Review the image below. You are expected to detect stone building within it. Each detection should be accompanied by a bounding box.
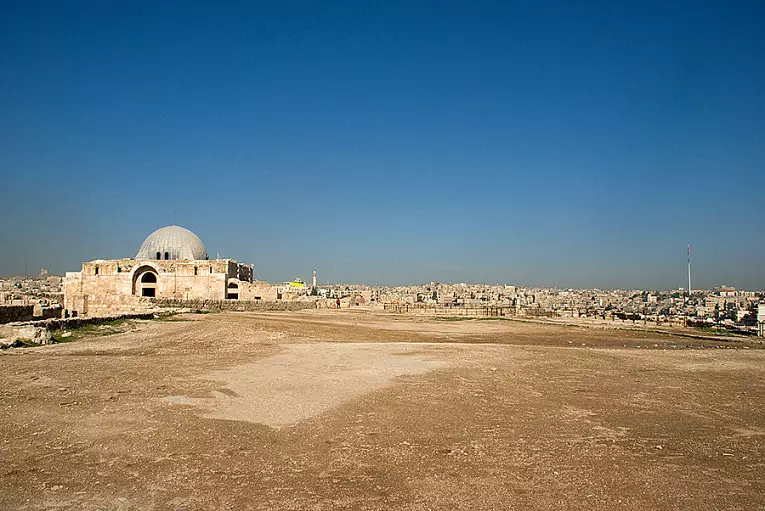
[63,225,276,317]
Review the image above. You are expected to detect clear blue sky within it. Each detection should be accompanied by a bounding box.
[1,1,763,289]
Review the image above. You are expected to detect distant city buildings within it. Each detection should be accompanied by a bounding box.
[1,229,763,336]
[0,272,63,322]
[368,282,763,334]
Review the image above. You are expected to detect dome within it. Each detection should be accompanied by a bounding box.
[136,225,208,261]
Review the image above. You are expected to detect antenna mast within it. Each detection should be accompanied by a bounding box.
[687,245,692,298]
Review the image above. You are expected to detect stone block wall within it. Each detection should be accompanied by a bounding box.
[0,305,34,324]
[35,305,63,320]
[64,258,261,317]
[239,282,279,301]
[150,298,318,312]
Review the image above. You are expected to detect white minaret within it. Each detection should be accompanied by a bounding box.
[312,270,317,289]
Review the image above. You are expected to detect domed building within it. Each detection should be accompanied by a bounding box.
[136,225,209,261]
[63,225,276,317]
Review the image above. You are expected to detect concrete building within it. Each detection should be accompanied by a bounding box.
[63,225,275,317]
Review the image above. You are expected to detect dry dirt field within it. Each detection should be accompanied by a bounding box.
[2,310,764,510]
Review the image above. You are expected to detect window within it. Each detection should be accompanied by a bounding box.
[134,267,159,297]
[156,252,161,260]
[164,252,169,260]
[141,272,157,283]
[194,267,198,276]
[94,266,99,275]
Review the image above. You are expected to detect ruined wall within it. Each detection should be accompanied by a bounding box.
[150,298,317,312]
[239,282,280,302]
[0,305,34,324]
[0,312,156,349]
[237,264,253,282]
[38,312,156,332]
[65,258,270,317]
[34,305,63,320]
[156,271,227,301]
[66,261,227,316]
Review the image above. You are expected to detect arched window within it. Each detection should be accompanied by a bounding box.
[164,252,169,260]
[94,266,99,275]
[194,267,198,276]
[141,272,157,283]
[134,268,159,297]
[156,252,161,260]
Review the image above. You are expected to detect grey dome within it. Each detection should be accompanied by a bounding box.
[136,225,208,261]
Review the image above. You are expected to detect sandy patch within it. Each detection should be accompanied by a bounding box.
[165,342,448,427]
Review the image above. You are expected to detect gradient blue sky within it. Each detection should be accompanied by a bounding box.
[1,1,763,289]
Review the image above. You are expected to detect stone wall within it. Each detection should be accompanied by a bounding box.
[0,305,34,324]
[239,282,280,301]
[0,312,156,349]
[38,313,156,332]
[150,298,318,312]
[34,305,63,320]
[63,258,258,317]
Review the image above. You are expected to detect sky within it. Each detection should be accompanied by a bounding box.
[1,1,763,289]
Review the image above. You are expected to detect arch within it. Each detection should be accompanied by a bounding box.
[156,252,161,260]
[132,264,161,297]
[226,279,240,300]
[164,251,169,260]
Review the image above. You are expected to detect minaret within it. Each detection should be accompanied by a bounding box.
[312,270,317,290]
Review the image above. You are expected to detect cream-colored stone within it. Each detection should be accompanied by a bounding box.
[62,226,285,317]
[63,258,264,317]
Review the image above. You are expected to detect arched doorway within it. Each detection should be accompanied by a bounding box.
[133,266,160,297]
[226,281,239,300]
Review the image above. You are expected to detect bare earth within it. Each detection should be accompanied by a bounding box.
[1,310,764,510]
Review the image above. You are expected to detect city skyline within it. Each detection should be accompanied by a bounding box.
[1,1,763,289]
[2,234,760,293]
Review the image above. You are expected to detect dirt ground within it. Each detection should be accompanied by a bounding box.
[2,309,764,510]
